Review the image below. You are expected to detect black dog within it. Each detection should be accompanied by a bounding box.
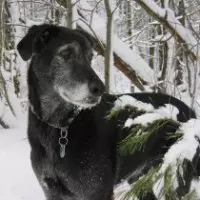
[17,24,195,200]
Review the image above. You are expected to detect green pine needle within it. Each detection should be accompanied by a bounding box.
[119,119,178,155]
[119,124,149,155]
[105,107,124,120]
[123,167,161,199]
[183,190,197,200]
[105,104,144,121]
[163,165,178,200]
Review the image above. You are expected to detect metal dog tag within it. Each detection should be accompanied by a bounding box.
[60,144,66,158]
[59,130,69,158]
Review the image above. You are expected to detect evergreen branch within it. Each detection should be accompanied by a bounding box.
[124,166,161,199]
[183,190,197,200]
[105,107,124,120]
[163,165,178,200]
[119,119,179,155]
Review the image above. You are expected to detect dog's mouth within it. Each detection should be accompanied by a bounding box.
[65,94,101,109]
[76,98,100,109]
[84,96,99,104]
[58,87,101,108]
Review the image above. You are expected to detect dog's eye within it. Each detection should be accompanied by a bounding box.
[61,48,73,60]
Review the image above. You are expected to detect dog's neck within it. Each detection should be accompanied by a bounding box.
[28,67,81,129]
[29,100,80,129]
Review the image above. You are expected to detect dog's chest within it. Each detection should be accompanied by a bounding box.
[53,146,114,199]
[30,109,117,199]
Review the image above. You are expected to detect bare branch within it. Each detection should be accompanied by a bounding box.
[135,0,200,60]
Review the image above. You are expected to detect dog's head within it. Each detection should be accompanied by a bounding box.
[17,24,105,108]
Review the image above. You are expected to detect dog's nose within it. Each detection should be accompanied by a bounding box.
[89,79,105,97]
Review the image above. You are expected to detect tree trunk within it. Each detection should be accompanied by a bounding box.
[67,0,73,29]
[174,0,185,87]
[159,0,169,93]
[0,0,15,118]
[0,0,4,67]
[104,0,113,93]
[127,0,133,49]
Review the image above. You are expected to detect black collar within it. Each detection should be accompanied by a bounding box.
[29,102,80,129]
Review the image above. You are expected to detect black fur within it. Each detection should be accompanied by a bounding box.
[17,24,195,200]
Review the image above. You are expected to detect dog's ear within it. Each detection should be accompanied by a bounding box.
[75,28,93,47]
[17,24,60,61]
[17,25,40,61]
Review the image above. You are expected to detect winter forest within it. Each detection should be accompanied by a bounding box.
[1,0,200,199]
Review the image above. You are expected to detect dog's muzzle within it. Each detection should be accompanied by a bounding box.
[88,78,105,98]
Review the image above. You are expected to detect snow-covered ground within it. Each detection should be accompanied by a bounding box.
[0,128,45,200]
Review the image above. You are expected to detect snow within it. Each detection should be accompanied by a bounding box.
[114,96,179,127]
[113,95,154,112]
[124,118,135,128]
[114,181,132,200]
[153,104,179,120]
[0,128,45,200]
[125,104,179,127]
[130,113,167,126]
[140,0,166,18]
[191,180,200,197]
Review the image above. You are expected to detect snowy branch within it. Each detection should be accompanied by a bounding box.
[135,0,200,60]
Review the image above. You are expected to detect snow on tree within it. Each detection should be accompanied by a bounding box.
[110,95,200,200]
